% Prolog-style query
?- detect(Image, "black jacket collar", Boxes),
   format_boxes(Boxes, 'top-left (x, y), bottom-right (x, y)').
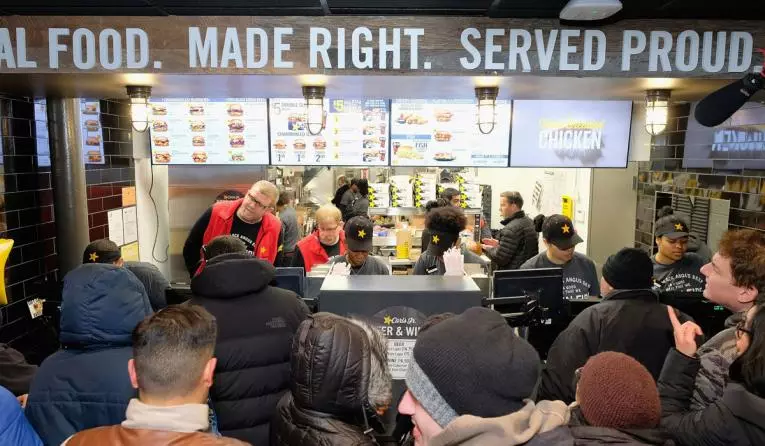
top-left (501, 210), bottom-right (526, 226)
top-left (603, 288), bottom-right (660, 303)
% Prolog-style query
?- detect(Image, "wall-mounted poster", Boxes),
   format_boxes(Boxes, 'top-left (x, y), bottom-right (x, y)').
top-left (269, 98), bottom-right (389, 166)
top-left (149, 98), bottom-right (269, 165)
top-left (510, 100), bottom-right (632, 168)
top-left (390, 99), bottom-right (511, 167)
top-left (80, 99), bottom-right (105, 165)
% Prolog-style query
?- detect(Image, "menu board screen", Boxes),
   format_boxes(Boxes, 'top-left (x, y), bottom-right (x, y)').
top-left (269, 98), bottom-right (389, 166)
top-left (149, 98), bottom-right (269, 165)
top-left (390, 99), bottom-right (511, 167)
top-left (510, 100), bottom-right (632, 168)
top-left (80, 99), bottom-right (105, 165)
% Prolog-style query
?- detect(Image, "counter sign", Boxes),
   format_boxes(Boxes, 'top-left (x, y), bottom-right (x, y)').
top-left (371, 306), bottom-right (427, 380)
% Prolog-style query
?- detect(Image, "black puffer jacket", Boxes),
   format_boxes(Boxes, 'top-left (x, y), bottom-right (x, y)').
top-left (190, 253), bottom-right (310, 446)
top-left (271, 313), bottom-right (382, 446)
top-left (485, 210), bottom-right (538, 270)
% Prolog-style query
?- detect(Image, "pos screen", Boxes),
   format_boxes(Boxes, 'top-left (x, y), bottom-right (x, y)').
top-left (493, 267), bottom-right (565, 320)
top-left (272, 267), bottom-right (305, 298)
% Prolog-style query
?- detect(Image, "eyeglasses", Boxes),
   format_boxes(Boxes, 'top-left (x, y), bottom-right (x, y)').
top-left (246, 193), bottom-right (271, 210)
top-left (736, 319), bottom-right (753, 339)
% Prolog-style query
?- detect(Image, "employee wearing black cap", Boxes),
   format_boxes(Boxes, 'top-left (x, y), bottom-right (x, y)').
top-left (652, 212), bottom-right (706, 294)
top-left (520, 214), bottom-right (598, 300)
top-left (414, 206), bottom-right (484, 276)
top-left (327, 216), bottom-right (390, 276)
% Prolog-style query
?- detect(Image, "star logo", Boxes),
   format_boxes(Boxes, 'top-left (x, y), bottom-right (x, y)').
top-left (432, 235), bottom-right (440, 244)
top-left (88, 252), bottom-right (99, 262)
top-left (675, 223), bottom-right (684, 231)
top-left (384, 315), bottom-right (393, 325)
top-left (278, 244), bottom-right (284, 252)
top-left (358, 229), bottom-right (366, 239)
top-left (260, 246), bottom-right (267, 255)
top-left (561, 224), bottom-right (571, 234)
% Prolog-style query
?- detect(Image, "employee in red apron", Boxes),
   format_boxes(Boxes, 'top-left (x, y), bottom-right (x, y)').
top-left (183, 180), bottom-right (282, 277)
top-left (293, 204), bottom-right (347, 273)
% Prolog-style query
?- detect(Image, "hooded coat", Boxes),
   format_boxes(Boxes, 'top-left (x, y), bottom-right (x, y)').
top-left (25, 264), bottom-right (153, 446)
top-left (190, 253), bottom-right (310, 446)
top-left (271, 313), bottom-right (383, 446)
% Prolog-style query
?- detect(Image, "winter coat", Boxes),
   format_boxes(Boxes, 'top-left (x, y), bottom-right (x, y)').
top-left (124, 261), bottom-right (170, 311)
top-left (271, 313), bottom-right (382, 446)
top-left (690, 311), bottom-right (743, 410)
top-left (659, 348), bottom-right (765, 446)
top-left (26, 264), bottom-right (153, 446)
top-left (0, 385), bottom-right (42, 446)
top-left (485, 211), bottom-right (538, 270)
top-left (539, 289), bottom-right (685, 403)
top-left (190, 253), bottom-right (310, 446)
top-left (568, 405), bottom-right (674, 445)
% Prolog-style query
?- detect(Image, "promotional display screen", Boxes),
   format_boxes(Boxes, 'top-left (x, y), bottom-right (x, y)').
top-left (269, 98), bottom-right (389, 166)
top-left (683, 102), bottom-right (765, 170)
top-left (149, 98), bottom-right (270, 165)
top-left (80, 99), bottom-right (105, 165)
top-left (510, 100), bottom-right (632, 168)
top-left (390, 99), bottom-right (511, 167)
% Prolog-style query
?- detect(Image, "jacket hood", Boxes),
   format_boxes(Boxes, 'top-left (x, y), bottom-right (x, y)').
top-left (430, 400), bottom-right (571, 446)
top-left (59, 264), bottom-right (152, 347)
top-left (191, 253), bottom-right (275, 299)
top-left (289, 313), bottom-right (371, 418)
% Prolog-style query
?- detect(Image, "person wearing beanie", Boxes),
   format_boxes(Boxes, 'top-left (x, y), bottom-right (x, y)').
top-left (652, 207), bottom-right (707, 294)
top-left (398, 307), bottom-right (573, 446)
top-left (569, 352), bottom-right (674, 445)
top-left (539, 248), bottom-right (691, 404)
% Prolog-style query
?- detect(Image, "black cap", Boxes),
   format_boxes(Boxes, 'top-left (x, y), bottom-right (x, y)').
top-left (655, 217), bottom-right (689, 239)
top-left (602, 248), bottom-right (654, 290)
top-left (542, 215), bottom-right (583, 250)
top-left (345, 216), bottom-right (373, 252)
top-left (83, 239), bottom-right (121, 264)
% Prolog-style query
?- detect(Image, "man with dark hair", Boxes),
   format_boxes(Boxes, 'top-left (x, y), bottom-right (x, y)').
top-left (277, 190), bottom-right (300, 264)
top-left (440, 187), bottom-right (461, 208)
top-left (413, 206), bottom-right (484, 276)
top-left (83, 239), bottom-right (171, 311)
top-left (203, 235), bottom-right (247, 261)
top-left (692, 229), bottom-right (765, 409)
top-left (62, 305), bottom-right (247, 445)
top-left (481, 191), bottom-right (538, 270)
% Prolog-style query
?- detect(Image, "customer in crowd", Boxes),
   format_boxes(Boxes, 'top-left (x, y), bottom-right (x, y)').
top-left (184, 180), bottom-right (282, 275)
top-left (540, 248), bottom-right (683, 403)
top-left (398, 307), bottom-right (572, 445)
top-left (83, 239), bottom-right (170, 311)
top-left (344, 178), bottom-right (370, 220)
top-left (0, 343), bottom-right (37, 397)
top-left (293, 204), bottom-right (347, 273)
top-left (413, 206), bottom-right (484, 276)
top-left (691, 229), bottom-right (765, 410)
top-left (62, 305), bottom-right (247, 446)
top-left (26, 264), bottom-right (153, 445)
top-left (0, 385), bottom-right (41, 446)
top-left (660, 305), bottom-right (765, 445)
top-left (481, 191), bottom-right (538, 271)
top-left (271, 313), bottom-right (392, 446)
top-left (191, 235), bottom-right (310, 445)
top-left (569, 351), bottom-right (673, 445)
top-left (652, 207), bottom-right (707, 294)
top-left (420, 199), bottom-right (450, 253)
top-left (521, 214), bottom-right (598, 300)
top-left (277, 190), bottom-right (300, 266)
top-left (328, 216), bottom-right (390, 275)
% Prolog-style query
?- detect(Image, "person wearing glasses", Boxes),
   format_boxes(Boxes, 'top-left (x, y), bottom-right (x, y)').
top-left (183, 180), bottom-right (282, 277)
top-left (293, 204), bottom-right (347, 273)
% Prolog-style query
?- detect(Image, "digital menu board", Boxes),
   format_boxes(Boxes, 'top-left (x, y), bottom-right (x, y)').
top-left (269, 98), bottom-right (389, 166)
top-left (80, 99), bottom-right (105, 165)
top-left (149, 98), bottom-right (269, 165)
top-left (390, 99), bottom-right (511, 167)
top-left (510, 100), bottom-right (632, 168)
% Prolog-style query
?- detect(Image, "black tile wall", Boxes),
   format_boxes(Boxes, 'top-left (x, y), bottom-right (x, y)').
top-left (635, 102), bottom-right (765, 253)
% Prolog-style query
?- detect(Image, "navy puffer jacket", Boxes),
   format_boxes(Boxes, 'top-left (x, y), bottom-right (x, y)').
top-left (26, 264), bottom-right (152, 446)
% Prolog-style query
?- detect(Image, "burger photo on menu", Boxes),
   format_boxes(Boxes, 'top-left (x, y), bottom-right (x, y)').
top-left (227, 119), bottom-right (244, 133)
top-left (192, 135), bottom-right (206, 147)
top-left (85, 119), bottom-right (100, 131)
top-left (433, 151), bottom-right (457, 162)
top-left (87, 150), bottom-right (103, 163)
top-left (363, 125), bottom-right (377, 136)
top-left (227, 103), bottom-right (244, 116)
top-left (151, 104), bottom-right (167, 115)
top-left (273, 139), bottom-right (287, 150)
top-left (85, 135), bottom-right (101, 146)
top-left (396, 113), bottom-right (428, 125)
top-left (229, 150), bottom-right (245, 162)
top-left (189, 120), bottom-right (206, 132)
top-left (192, 151), bottom-right (208, 163)
top-left (82, 103), bottom-right (98, 115)
top-left (153, 152), bottom-right (171, 163)
top-left (434, 130), bottom-right (452, 142)
top-left (154, 136), bottom-right (170, 147)
top-left (362, 150), bottom-right (380, 162)
top-left (153, 121), bottom-right (168, 132)
top-left (313, 137), bottom-right (327, 151)
top-left (363, 138), bottom-right (379, 149)
top-left (435, 109), bottom-right (453, 122)
top-left (188, 104), bottom-right (205, 116)
top-left (229, 134), bottom-right (245, 148)
top-left (293, 139), bottom-right (307, 151)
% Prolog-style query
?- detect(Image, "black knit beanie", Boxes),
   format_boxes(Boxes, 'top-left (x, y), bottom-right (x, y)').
top-left (602, 248), bottom-right (653, 290)
top-left (404, 307), bottom-right (541, 427)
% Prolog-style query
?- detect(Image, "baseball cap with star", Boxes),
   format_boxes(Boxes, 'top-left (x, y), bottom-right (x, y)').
top-left (542, 214), bottom-right (583, 250)
top-left (654, 216), bottom-right (690, 239)
top-left (344, 216), bottom-right (374, 252)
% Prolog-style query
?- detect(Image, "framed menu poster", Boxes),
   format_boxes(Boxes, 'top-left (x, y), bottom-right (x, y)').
top-left (149, 98), bottom-right (269, 165)
top-left (390, 99), bottom-right (511, 167)
top-left (80, 99), bottom-right (105, 165)
top-left (269, 98), bottom-right (389, 166)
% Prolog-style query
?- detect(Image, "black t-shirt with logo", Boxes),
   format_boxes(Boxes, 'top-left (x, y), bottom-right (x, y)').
top-left (520, 251), bottom-right (599, 300)
top-left (652, 253), bottom-right (707, 294)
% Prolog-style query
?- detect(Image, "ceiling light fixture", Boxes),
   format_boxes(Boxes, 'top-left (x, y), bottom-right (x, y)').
top-left (302, 86), bottom-right (326, 136)
top-left (126, 85), bottom-right (152, 133)
top-left (475, 86), bottom-right (499, 135)
top-left (645, 89), bottom-right (671, 136)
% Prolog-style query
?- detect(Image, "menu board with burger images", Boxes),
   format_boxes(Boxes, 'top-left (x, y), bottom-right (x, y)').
top-left (269, 98), bottom-right (389, 166)
top-left (510, 100), bottom-right (633, 168)
top-left (149, 98), bottom-right (269, 165)
top-left (80, 100), bottom-right (105, 165)
top-left (390, 99), bottom-right (512, 167)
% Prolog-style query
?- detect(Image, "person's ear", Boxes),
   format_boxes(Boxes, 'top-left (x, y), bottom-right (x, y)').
top-left (128, 359), bottom-right (140, 390)
top-left (115, 258), bottom-right (125, 267)
top-left (202, 357), bottom-right (217, 389)
top-left (738, 286), bottom-right (759, 306)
